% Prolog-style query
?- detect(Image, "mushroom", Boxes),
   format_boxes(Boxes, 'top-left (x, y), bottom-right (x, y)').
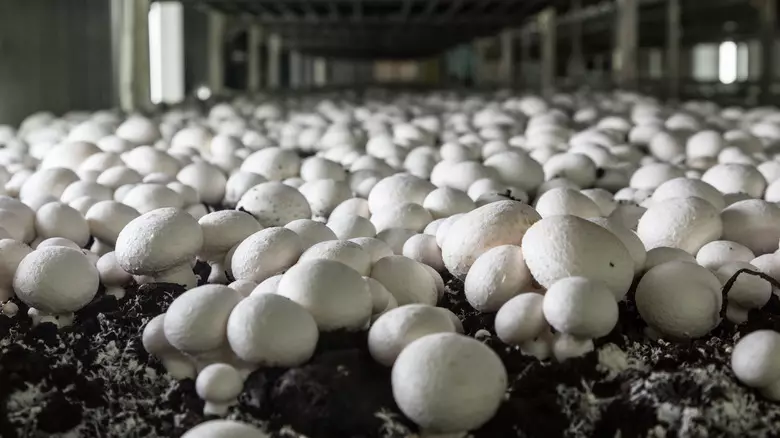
top-left (236, 181), bottom-right (312, 226)
top-left (164, 284), bottom-right (244, 369)
top-left (629, 162), bottom-right (685, 190)
top-left (327, 214), bottom-right (376, 240)
top-left (391, 333), bottom-right (507, 435)
top-left (276, 258), bottom-right (372, 331)
top-left (715, 262), bottom-right (772, 323)
top-left (348, 236), bottom-right (394, 264)
top-left (651, 177), bottom-right (725, 210)
top-left (375, 227), bottom-right (417, 255)
top-left (588, 217), bottom-right (647, 274)
top-left (85, 200), bottom-right (140, 255)
top-left (142, 313), bottom-right (197, 379)
top-left (464, 245), bottom-right (533, 312)
top-left (366, 276), bottom-right (397, 321)
top-left (227, 279), bottom-right (257, 297)
top-left (298, 240), bottom-right (371, 276)
top-left (721, 199), bottom-right (780, 255)
top-left (227, 293), bottom-right (318, 367)
top-left (483, 150), bottom-right (544, 194)
top-left (533, 187), bottom-right (602, 218)
top-left (580, 188), bottom-right (618, 216)
top-left (96, 251), bottom-right (133, 299)
top-left (543, 277), bottom-right (618, 361)
top-left (195, 363), bottom-right (244, 416)
top-left (18, 168), bottom-right (78, 205)
top-left (241, 147), bottom-right (301, 180)
top-left (223, 171), bottom-right (267, 208)
top-left (285, 218), bottom-right (338, 250)
top-left (370, 202), bottom-right (433, 233)
top-left (229, 227), bottom-right (303, 283)
top-left (442, 200), bottom-right (541, 280)
top-left (522, 215), bottom-right (634, 300)
top-left (181, 420), bottom-right (268, 438)
top-left (731, 330), bottom-right (780, 401)
top-left (177, 162), bottom-right (227, 206)
top-left (115, 208), bottom-right (203, 288)
top-left (543, 152), bottom-right (598, 187)
top-left (636, 196), bottom-right (722, 254)
top-left (368, 304), bottom-right (456, 366)
top-left (702, 163), bottom-right (767, 199)
top-left (422, 187), bottom-right (476, 220)
top-left (366, 173), bottom-right (435, 214)
top-left (370, 255), bottom-right (438, 306)
top-left (329, 197), bottom-right (371, 220)
top-left (298, 179), bottom-right (352, 218)
top-left (13, 246), bottom-right (99, 327)
top-left (199, 210), bottom-right (263, 284)
top-left (696, 240), bottom-right (755, 271)
top-left (402, 234), bottom-right (444, 272)
top-left (495, 292), bottom-right (551, 359)
top-left (60, 180), bottom-right (113, 204)
top-left (34, 202), bottom-right (90, 247)
top-left (0, 196), bottom-right (36, 242)
top-left (635, 261), bottom-right (722, 340)
top-left (0, 239), bottom-right (32, 301)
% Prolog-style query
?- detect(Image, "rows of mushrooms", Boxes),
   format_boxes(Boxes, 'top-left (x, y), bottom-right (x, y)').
top-left (3, 91), bottom-right (780, 436)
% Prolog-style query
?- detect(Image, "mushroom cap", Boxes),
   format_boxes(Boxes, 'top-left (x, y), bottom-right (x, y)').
top-left (402, 233), bottom-right (444, 272)
top-left (442, 200), bottom-right (541, 280)
top-left (644, 246), bottom-right (696, 272)
top-left (36, 237), bottom-right (81, 250)
top-left (299, 156), bottom-right (347, 182)
top-left (276, 258), bottom-right (372, 331)
top-left (495, 292), bottom-right (547, 345)
top-left (142, 313), bottom-right (176, 356)
top-left (198, 210), bottom-right (262, 258)
top-left (115, 208), bottom-right (203, 275)
top-left (588, 217), bottom-right (647, 274)
top-left (543, 277), bottom-right (618, 338)
top-left (96, 251), bottom-right (132, 286)
top-left (224, 171), bottom-right (267, 207)
top-left (522, 215), bottom-right (634, 300)
top-left (721, 199), bottom-right (780, 255)
top-left (230, 227), bottom-right (303, 283)
top-left (19, 167), bottom-right (80, 203)
top-left (534, 187), bottom-right (602, 219)
top-left (122, 146), bottom-right (181, 177)
top-left (60, 180), bottom-right (113, 204)
top-left (227, 293), bottom-right (318, 366)
top-left (0, 196), bottom-right (35, 241)
top-left (349, 237), bottom-right (394, 264)
top-left (371, 202), bottom-right (433, 233)
top-left (636, 196), bottom-right (722, 254)
top-left (370, 255), bottom-right (438, 306)
top-left (391, 333), bottom-right (507, 433)
top-left (702, 163), bottom-right (767, 199)
top-left (121, 183), bottom-right (184, 214)
top-left (375, 227), bottom-right (417, 255)
top-left (164, 284), bottom-right (243, 353)
top-left (465, 245), bottom-right (533, 312)
top-left (368, 304), bottom-right (456, 366)
top-left (580, 188), bottom-right (617, 216)
top-left (422, 187), bottom-right (476, 220)
top-left (696, 240), bottom-right (755, 271)
top-left (34, 202), bottom-right (90, 247)
top-left (0, 209), bottom-right (29, 242)
top-left (635, 261), bottom-right (722, 339)
top-left (629, 163), bottom-right (685, 190)
top-left (0, 239), bottom-right (32, 290)
top-left (96, 166), bottom-right (143, 190)
top-left (330, 197), bottom-right (371, 220)
top-left (237, 181), bottom-right (312, 227)
top-left (251, 274), bottom-right (282, 296)
top-left (366, 276), bottom-right (397, 316)
top-left (241, 147), bottom-right (301, 180)
top-left (483, 150), bottom-right (544, 193)
top-left (227, 279), bottom-right (258, 297)
top-left (85, 201), bottom-right (140, 246)
top-left (716, 261), bottom-right (772, 310)
top-left (732, 330), bottom-right (780, 388)
top-left (13, 246), bottom-right (99, 313)
top-left (367, 173), bottom-right (435, 214)
top-left (176, 162), bottom-right (227, 206)
top-left (327, 214), bottom-right (376, 240)
top-left (543, 152), bottom-right (597, 187)
top-left (651, 177), bottom-right (726, 210)
top-left (195, 363), bottom-right (243, 403)
top-left (298, 179), bottom-right (352, 218)
top-left (285, 218), bottom-right (338, 250)
top-left (40, 140), bottom-right (101, 171)
top-left (298, 240), bottom-right (371, 276)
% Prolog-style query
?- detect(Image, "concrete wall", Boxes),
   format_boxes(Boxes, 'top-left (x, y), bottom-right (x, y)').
top-left (0, 0), bottom-right (113, 126)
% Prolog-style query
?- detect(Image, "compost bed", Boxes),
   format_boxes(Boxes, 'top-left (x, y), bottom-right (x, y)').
top-left (2, 263), bottom-right (780, 438)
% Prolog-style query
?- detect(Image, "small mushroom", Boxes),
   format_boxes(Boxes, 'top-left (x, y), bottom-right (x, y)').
top-left (327, 214), bottom-right (376, 240)
top-left (177, 162), bottom-right (227, 206)
top-left (721, 199), bottom-right (780, 255)
top-left (348, 237), bottom-right (394, 264)
top-left (329, 197), bottom-right (371, 220)
top-left (0, 239), bottom-right (32, 301)
top-left (715, 262), bottom-right (772, 323)
top-left (96, 251), bottom-right (133, 299)
top-left (366, 276), bottom-right (397, 321)
top-left (370, 202), bottom-right (433, 233)
top-left (13, 246), bottom-right (99, 327)
top-left (635, 261), bottom-right (722, 340)
top-left (731, 330), bottom-right (780, 401)
top-left (644, 246), bottom-right (696, 272)
top-left (375, 227), bottom-right (417, 255)
top-left (422, 187), bottom-right (476, 220)
top-left (367, 173), bottom-right (435, 214)
top-left (227, 279), bottom-right (257, 297)
top-left (85, 200), bottom-right (140, 254)
top-left (196, 363), bottom-right (244, 416)
top-left (402, 234), bottom-right (444, 272)
top-left (142, 313), bottom-right (197, 379)
top-left (534, 187), bottom-right (602, 218)
top-left (236, 181), bottom-right (312, 226)
top-left (588, 217), bottom-right (647, 274)
top-left (696, 240), bottom-right (755, 271)
top-left (285, 218), bottom-right (338, 250)
top-left (230, 227), bottom-right (303, 283)
top-left (223, 171), bottom-right (267, 208)
top-left (298, 240), bottom-right (371, 276)
top-left (368, 304), bottom-right (456, 366)
top-left (464, 245), bottom-right (533, 312)
top-left (370, 255), bottom-right (438, 306)
top-left (199, 210), bottom-right (263, 284)
top-left (251, 275), bottom-right (283, 296)
top-left (34, 202), bottom-right (90, 247)
top-left (651, 177), bottom-right (725, 210)
top-left (276, 258), bottom-right (372, 331)
top-left (298, 179), bottom-right (352, 218)
top-left (181, 420), bottom-right (268, 438)
top-left (495, 292), bottom-right (550, 359)
top-left (543, 277), bottom-right (618, 361)
top-left (391, 333), bottom-right (507, 435)
top-left (636, 196), bottom-right (722, 254)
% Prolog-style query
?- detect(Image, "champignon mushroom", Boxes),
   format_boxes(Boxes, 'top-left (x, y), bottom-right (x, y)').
top-left (696, 240), bottom-right (756, 271)
top-left (368, 304), bottom-right (456, 366)
top-left (731, 330), bottom-right (780, 401)
top-left (142, 313), bottom-right (197, 379)
top-left (96, 251), bottom-right (133, 299)
top-left (371, 255), bottom-right (438, 306)
top-left (0, 239), bottom-right (32, 301)
top-left (495, 292), bottom-right (550, 359)
top-left (285, 218), bottom-right (338, 250)
top-left (715, 262), bottom-right (772, 323)
top-left (464, 245), bottom-right (533, 312)
top-left (85, 200), bottom-right (140, 254)
top-left (236, 181), bottom-right (312, 226)
top-left (298, 240), bottom-right (370, 276)
top-left (229, 227), bottom-right (303, 283)
top-left (199, 210), bottom-right (262, 284)
top-left (636, 196), bottom-right (722, 254)
top-left (195, 363), bottom-right (243, 416)
top-left (181, 420), bottom-right (268, 438)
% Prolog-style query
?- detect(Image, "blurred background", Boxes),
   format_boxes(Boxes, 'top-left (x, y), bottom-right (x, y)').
top-left (0, 0), bottom-right (776, 125)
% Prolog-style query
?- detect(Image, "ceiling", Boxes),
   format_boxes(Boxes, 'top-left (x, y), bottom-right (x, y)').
top-left (179, 0), bottom-right (558, 58)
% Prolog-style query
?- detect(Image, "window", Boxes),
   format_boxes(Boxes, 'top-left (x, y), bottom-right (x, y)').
top-left (692, 43), bottom-right (718, 82)
top-left (149, 2), bottom-right (184, 104)
top-left (718, 41), bottom-right (737, 84)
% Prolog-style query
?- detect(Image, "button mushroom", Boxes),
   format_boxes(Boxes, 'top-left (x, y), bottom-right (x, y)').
top-left (715, 262), bottom-right (772, 323)
top-left (731, 330), bottom-right (780, 401)
top-left (195, 363), bottom-right (244, 416)
top-left (495, 292), bottom-right (551, 359)
top-left (142, 313), bottom-right (197, 380)
top-left (229, 227), bottom-right (303, 284)
top-left (368, 304), bottom-right (456, 366)
top-left (199, 210), bottom-right (262, 284)
top-left (464, 244), bottom-right (533, 312)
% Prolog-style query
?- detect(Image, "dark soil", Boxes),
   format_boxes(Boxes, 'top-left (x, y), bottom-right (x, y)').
top-left (2, 265), bottom-right (780, 438)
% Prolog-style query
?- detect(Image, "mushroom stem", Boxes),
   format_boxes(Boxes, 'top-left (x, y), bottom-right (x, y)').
top-left (106, 286), bottom-right (126, 300)
top-left (27, 307), bottom-right (74, 328)
top-left (207, 261), bottom-right (228, 284)
top-left (203, 400), bottom-right (236, 417)
top-left (551, 333), bottom-right (594, 362)
top-left (720, 268), bottom-right (780, 319)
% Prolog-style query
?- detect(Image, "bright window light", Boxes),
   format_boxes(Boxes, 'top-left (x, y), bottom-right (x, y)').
top-left (149, 2), bottom-right (185, 104)
top-left (719, 41), bottom-right (738, 84)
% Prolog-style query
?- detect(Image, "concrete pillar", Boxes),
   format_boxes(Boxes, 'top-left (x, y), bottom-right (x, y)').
top-left (267, 34), bottom-right (282, 89)
top-left (289, 51), bottom-right (302, 89)
top-left (247, 24), bottom-right (263, 93)
top-left (538, 8), bottom-right (557, 94)
top-left (113, 0), bottom-right (151, 112)
top-left (666, 0), bottom-right (681, 99)
top-left (207, 10), bottom-right (226, 95)
top-left (314, 57), bottom-right (328, 87)
top-left (568, 0), bottom-right (585, 80)
top-left (500, 29), bottom-right (516, 87)
top-left (760, 0), bottom-right (777, 102)
top-left (614, 0), bottom-right (639, 89)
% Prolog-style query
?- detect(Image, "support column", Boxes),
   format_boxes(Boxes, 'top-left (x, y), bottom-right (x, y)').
top-left (666, 0), bottom-right (681, 100)
top-left (472, 38), bottom-right (488, 87)
top-left (568, 0), bottom-right (585, 80)
top-left (760, 0), bottom-right (777, 103)
top-left (113, 0), bottom-right (151, 112)
top-left (247, 24), bottom-right (263, 93)
top-left (207, 10), bottom-right (226, 95)
top-left (289, 51), bottom-right (302, 89)
top-left (538, 8), bottom-right (557, 94)
top-left (614, 0), bottom-right (639, 89)
top-left (267, 34), bottom-right (282, 89)
top-left (314, 57), bottom-right (328, 87)
top-left (519, 29), bottom-right (532, 88)
top-left (500, 29), bottom-right (516, 87)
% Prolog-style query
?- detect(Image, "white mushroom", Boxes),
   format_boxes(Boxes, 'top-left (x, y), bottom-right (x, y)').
top-left (721, 199), bottom-right (780, 255)
top-left (495, 292), bottom-right (550, 359)
top-left (370, 255), bottom-right (438, 306)
top-left (731, 330), bottom-right (780, 401)
top-left (199, 210), bottom-right (262, 284)
top-left (636, 196), bottom-right (722, 254)
top-left (195, 363), bottom-right (243, 416)
top-left (368, 304), bottom-right (456, 366)
top-left (298, 179), bottom-right (352, 218)
top-left (349, 236), bottom-right (394, 264)
top-left (327, 214), bottom-right (376, 240)
top-left (422, 187), bottom-right (476, 219)
top-left (142, 313), bottom-right (197, 379)
top-left (237, 181), bottom-right (312, 226)
top-left (543, 277), bottom-right (618, 361)
top-left (285, 218), bottom-right (338, 250)
top-left (696, 240), bottom-right (756, 271)
top-left (0, 239), bottom-right (32, 301)
top-left (366, 276), bottom-right (397, 320)
top-left (230, 227), bottom-right (303, 283)
top-left (367, 173), bottom-right (435, 214)
top-left (96, 251), bottom-right (133, 299)
top-left (534, 187), bottom-right (602, 218)
top-left (34, 202), bottom-right (90, 247)
top-left (402, 234), bottom-right (444, 272)
top-left (181, 420), bottom-right (268, 438)
top-left (464, 245), bottom-right (533, 312)
top-left (715, 262), bottom-right (772, 323)
top-left (375, 227), bottom-right (417, 255)
top-left (391, 333), bottom-right (507, 434)
top-left (177, 162), bottom-right (227, 206)
top-left (85, 200), bottom-right (140, 253)
top-left (298, 239), bottom-right (371, 276)
top-left (121, 183), bottom-right (184, 213)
